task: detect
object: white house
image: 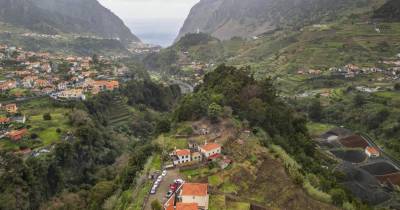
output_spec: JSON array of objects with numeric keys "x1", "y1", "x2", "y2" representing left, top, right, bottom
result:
[
  {"x1": 173, "y1": 149, "x2": 191, "y2": 165},
  {"x1": 199, "y1": 143, "x2": 221, "y2": 158},
  {"x1": 180, "y1": 183, "x2": 209, "y2": 210},
  {"x1": 365, "y1": 146, "x2": 380, "y2": 158}
]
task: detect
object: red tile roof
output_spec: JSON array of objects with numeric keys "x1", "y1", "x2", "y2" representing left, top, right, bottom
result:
[
  {"x1": 0, "y1": 117, "x2": 10, "y2": 123},
  {"x1": 200, "y1": 143, "x2": 221, "y2": 152},
  {"x1": 176, "y1": 149, "x2": 191, "y2": 156},
  {"x1": 176, "y1": 203, "x2": 198, "y2": 210},
  {"x1": 208, "y1": 153, "x2": 222, "y2": 160},
  {"x1": 366, "y1": 146, "x2": 379, "y2": 155},
  {"x1": 181, "y1": 183, "x2": 208, "y2": 196}
]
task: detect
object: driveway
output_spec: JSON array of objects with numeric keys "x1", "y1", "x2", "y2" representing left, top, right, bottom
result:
[{"x1": 144, "y1": 168, "x2": 183, "y2": 210}]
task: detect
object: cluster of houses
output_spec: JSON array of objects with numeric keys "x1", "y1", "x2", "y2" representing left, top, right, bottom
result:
[
  {"x1": 0, "y1": 103, "x2": 28, "y2": 141},
  {"x1": 165, "y1": 182, "x2": 209, "y2": 210},
  {"x1": 297, "y1": 58, "x2": 400, "y2": 81},
  {"x1": 170, "y1": 141, "x2": 231, "y2": 170},
  {"x1": 0, "y1": 44, "x2": 125, "y2": 100}
]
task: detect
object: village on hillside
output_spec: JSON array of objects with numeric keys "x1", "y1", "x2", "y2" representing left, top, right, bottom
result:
[{"x1": 0, "y1": 43, "x2": 137, "y2": 155}]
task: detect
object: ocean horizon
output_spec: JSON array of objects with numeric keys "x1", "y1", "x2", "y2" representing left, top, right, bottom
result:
[{"x1": 126, "y1": 18, "x2": 183, "y2": 47}]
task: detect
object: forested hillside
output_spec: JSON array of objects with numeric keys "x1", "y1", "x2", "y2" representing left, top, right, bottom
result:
[{"x1": 0, "y1": 70, "x2": 180, "y2": 209}]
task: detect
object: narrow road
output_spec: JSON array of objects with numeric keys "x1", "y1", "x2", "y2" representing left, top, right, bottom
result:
[{"x1": 360, "y1": 133, "x2": 400, "y2": 169}]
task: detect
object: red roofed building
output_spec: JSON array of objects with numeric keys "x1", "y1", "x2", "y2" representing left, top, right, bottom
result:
[
  {"x1": 0, "y1": 80, "x2": 16, "y2": 91},
  {"x1": 165, "y1": 194, "x2": 176, "y2": 210},
  {"x1": 5, "y1": 103, "x2": 18, "y2": 113},
  {"x1": 0, "y1": 117, "x2": 10, "y2": 124},
  {"x1": 180, "y1": 183, "x2": 209, "y2": 210},
  {"x1": 173, "y1": 149, "x2": 191, "y2": 165},
  {"x1": 365, "y1": 146, "x2": 380, "y2": 158},
  {"x1": 199, "y1": 143, "x2": 221, "y2": 158},
  {"x1": 8, "y1": 128, "x2": 28, "y2": 141},
  {"x1": 176, "y1": 203, "x2": 199, "y2": 210}
]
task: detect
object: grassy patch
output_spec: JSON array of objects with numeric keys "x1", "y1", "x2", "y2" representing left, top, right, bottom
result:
[
  {"x1": 208, "y1": 174, "x2": 223, "y2": 187},
  {"x1": 226, "y1": 201, "x2": 250, "y2": 210},
  {"x1": 155, "y1": 134, "x2": 188, "y2": 151},
  {"x1": 221, "y1": 181, "x2": 239, "y2": 194},
  {"x1": 307, "y1": 122, "x2": 335, "y2": 136},
  {"x1": 0, "y1": 139, "x2": 19, "y2": 151},
  {"x1": 209, "y1": 195, "x2": 226, "y2": 210},
  {"x1": 181, "y1": 167, "x2": 210, "y2": 181},
  {"x1": 28, "y1": 109, "x2": 71, "y2": 145},
  {"x1": 150, "y1": 154, "x2": 162, "y2": 170},
  {"x1": 129, "y1": 182, "x2": 152, "y2": 210}
]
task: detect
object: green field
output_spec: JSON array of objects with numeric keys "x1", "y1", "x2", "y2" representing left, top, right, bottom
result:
[{"x1": 21, "y1": 98, "x2": 72, "y2": 146}]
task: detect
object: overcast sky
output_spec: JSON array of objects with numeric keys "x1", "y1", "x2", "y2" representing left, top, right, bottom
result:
[{"x1": 98, "y1": 0, "x2": 200, "y2": 46}]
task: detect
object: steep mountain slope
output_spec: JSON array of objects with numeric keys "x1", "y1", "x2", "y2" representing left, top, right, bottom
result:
[
  {"x1": 177, "y1": 0, "x2": 380, "y2": 41},
  {"x1": 0, "y1": 0, "x2": 139, "y2": 44},
  {"x1": 374, "y1": 0, "x2": 400, "y2": 21}
]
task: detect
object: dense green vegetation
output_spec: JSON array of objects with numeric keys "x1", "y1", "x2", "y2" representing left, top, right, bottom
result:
[
  {"x1": 172, "y1": 65, "x2": 368, "y2": 208},
  {"x1": 299, "y1": 88, "x2": 400, "y2": 160},
  {"x1": 0, "y1": 70, "x2": 180, "y2": 209}
]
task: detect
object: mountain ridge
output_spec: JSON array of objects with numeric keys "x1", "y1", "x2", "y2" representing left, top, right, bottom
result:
[
  {"x1": 177, "y1": 0, "x2": 380, "y2": 41},
  {"x1": 0, "y1": 0, "x2": 140, "y2": 44}
]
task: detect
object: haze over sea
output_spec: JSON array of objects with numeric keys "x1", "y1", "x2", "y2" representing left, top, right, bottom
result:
[
  {"x1": 125, "y1": 18, "x2": 184, "y2": 47},
  {"x1": 98, "y1": 0, "x2": 200, "y2": 47}
]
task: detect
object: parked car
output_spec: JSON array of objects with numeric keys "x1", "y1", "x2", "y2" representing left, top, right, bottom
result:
[
  {"x1": 166, "y1": 190, "x2": 173, "y2": 198},
  {"x1": 175, "y1": 179, "x2": 184, "y2": 184},
  {"x1": 169, "y1": 184, "x2": 177, "y2": 192},
  {"x1": 150, "y1": 188, "x2": 156, "y2": 194},
  {"x1": 162, "y1": 170, "x2": 167, "y2": 177}
]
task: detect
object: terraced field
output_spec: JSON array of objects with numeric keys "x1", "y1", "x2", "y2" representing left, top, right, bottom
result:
[
  {"x1": 330, "y1": 149, "x2": 367, "y2": 163},
  {"x1": 107, "y1": 99, "x2": 133, "y2": 126}
]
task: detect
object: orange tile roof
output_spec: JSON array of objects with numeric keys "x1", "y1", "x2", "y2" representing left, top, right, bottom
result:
[
  {"x1": 176, "y1": 203, "x2": 198, "y2": 210},
  {"x1": 366, "y1": 146, "x2": 379, "y2": 155},
  {"x1": 165, "y1": 194, "x2": 175, "y2": 210},
  {"x1": 200, "y1": 143, "x2": 221, "y2": 152},
  {"x1": 181, "y1": 183, "x2": 208, "y2": 196},
  {"x1": 176, "y1": 149, "x2": 191, "y2": 156},
  {"x1": 0, "y1": 117, "x2": 10, "y2": 123},
  {"x1": 5, "y1": 103, "x2": 17, "y2": 108}
]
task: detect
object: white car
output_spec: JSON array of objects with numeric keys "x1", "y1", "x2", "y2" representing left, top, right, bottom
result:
[
  {"x1": 162, "y1": 170, "x2": 167, "y2": 177},
  {"x1": 175, "y1": 179, "x2": 184, "y2": 184}
]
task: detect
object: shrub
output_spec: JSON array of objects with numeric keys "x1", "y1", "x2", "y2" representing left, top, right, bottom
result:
[
  {"x1": 303, "y1": 179, "x2": 332, "y2": 203},
  {"x1": 30, "y1": 133, "x2": 38, "y2": 139},
  {"x1": 329, "y1": 188, "x2": 347, "y2": 206},
  {"x1": 43, "y1": 113, "x2": 52, "y2": 121},
  {"x1": 151, "y1": 200, "x2": 162, "y2": 210}
]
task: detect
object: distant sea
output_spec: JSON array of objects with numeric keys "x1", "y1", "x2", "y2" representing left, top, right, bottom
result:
[{"x1": 126, "y1": 18, "x2": 183, "y2": 47}]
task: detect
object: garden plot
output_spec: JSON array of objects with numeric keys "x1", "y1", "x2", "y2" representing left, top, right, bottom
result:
[
  {"x1": 360, "y1": 161, "x2": 399, "y2": 176},
  {"x1": 336, "y1": 162, "x2": 391, "y2": 205},
  {"x1": 339, "y1": 135, "x2": 369, "y2": 149},
  {"x1": 376, "y1": 173, "x2": 400, "y2": 186},
  {"x1": 330, "y1": 149, "x2": 367, "y2": 163}
]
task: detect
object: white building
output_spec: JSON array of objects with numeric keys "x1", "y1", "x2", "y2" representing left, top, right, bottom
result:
[
  {"x1": 173, "y1": 149, "x2": 191, "y2": 165},
  {"x1": 199, "y1": 143, "x2": 221, "y2": 158},
  {"x1": 365, "y1": 146, "x2": 380, "y2": 158},
  {"x1": 180, "y1": 183, "x2": 209, "y2": 210}
]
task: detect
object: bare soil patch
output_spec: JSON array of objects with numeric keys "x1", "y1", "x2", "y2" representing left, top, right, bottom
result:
[
  {"x1": 376, "y1": 172, "x2": 400, "y2": 186},
  {"x1": 339, "y1": 135, "x2": 369, "y2": 149}
]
